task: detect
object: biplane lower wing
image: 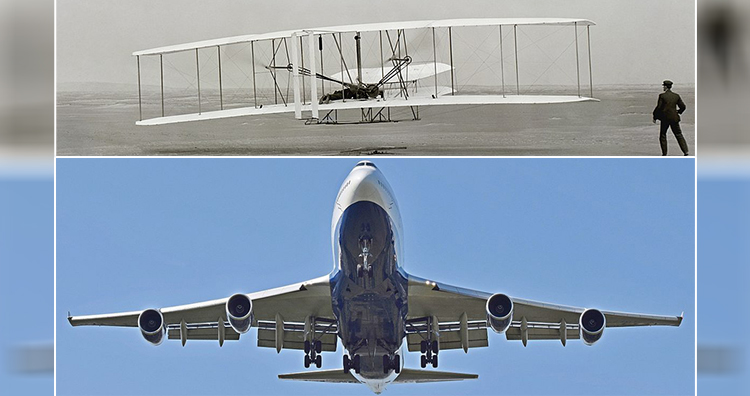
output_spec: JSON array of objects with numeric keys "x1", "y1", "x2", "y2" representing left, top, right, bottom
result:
[{"x1": 136, "y1": 95, "x2": 599, "y2": 126}]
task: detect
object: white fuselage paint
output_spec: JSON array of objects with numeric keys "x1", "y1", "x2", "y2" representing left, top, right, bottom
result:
[{"x1": 331, "y1": 161, "x2": 404, "y2": 393}]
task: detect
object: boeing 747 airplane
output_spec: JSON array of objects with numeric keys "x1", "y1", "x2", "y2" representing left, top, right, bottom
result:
[{"x1": 68, "y1": 161, "x2": 683, "y2": 394}]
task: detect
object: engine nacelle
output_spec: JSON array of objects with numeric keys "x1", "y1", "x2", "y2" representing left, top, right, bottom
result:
[
  {"x1": 579, "y1": 308, "x2": 606, "y2": 346},
  {"x1": 226, "y1": 293, "x2": 253, "y2": 334},
  {"x1": 138, "y1": 308, "x2": 165, "y2": 346},
  {"x1": 486, "y1": 293, "x2": 514, "y2": 333}
]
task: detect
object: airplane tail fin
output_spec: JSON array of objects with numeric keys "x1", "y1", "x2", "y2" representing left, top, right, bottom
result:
[{"x1": 278, "y1": 368, "x2": 477, "y2": 384}]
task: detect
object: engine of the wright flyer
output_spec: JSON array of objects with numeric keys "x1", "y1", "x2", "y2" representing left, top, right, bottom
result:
[{"x1": 319, "y1": 84, "x2": 382, "y2": 104}]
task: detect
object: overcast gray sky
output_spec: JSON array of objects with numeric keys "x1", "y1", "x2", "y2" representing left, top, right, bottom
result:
[{"x1": 57, "y1": 0, "x2": 694, "y2": 87}]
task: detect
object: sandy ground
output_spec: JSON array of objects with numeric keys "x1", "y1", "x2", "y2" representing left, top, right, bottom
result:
[{"x1": 56, "y1": 86, "x2": 695, "y2": 156}]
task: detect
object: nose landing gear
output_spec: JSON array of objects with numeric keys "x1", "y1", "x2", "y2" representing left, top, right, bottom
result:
[
  {"x1": 357, "y1": 236, "x2": 374, "y2": 277},
  {"x1": 356, "y1": 264, "x2": 374, "y2": 278}
]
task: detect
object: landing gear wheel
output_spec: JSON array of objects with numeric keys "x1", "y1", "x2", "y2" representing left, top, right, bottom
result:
[
  {"x1": 431, "y1": 340, "x2": 439, "y2": 354},
  {"x1": 315, "y1": 340, "x2": 322, "y2": 354},
  {"x1": 343, "y1": 355, "x2": 351, "y2": 373},
  {"x1": 315, "y1": 354, "x2": 322, "y2": 368},
  {"x1": 383, "y1": 355, "x2": 390, "y2": 373},
  {"x1": 394, "y1": 354, "x2": 401, "y2": 374},
  {"x1": 353, "y1": 354, "x2": 361, "y2": 374},
  {"x1": 304, "y1": 354, "x2": 311, "y2": 368},
  {"x1": 367, "y1": 266, "x2": 373, "y2": 277},
  {"x1": 420, "y1": 340, "x2": 427, "y2": 354},
  {"x1": 420, "y1": 355, "x2": 427, "y2": 368},
  {"x1": 304, "y1": 340, "x2": 311, "y2": 354},
  {"x1": 357, "y1": 265, "x2": 363, "y2": 277},
  {"x1": 432, "y1": 354, "x2": 438, "y2": 368}
]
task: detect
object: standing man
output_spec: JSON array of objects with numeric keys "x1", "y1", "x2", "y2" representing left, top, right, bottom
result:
[{"x1": 653, "y1": 80, "x2": 689, "y2": 156}]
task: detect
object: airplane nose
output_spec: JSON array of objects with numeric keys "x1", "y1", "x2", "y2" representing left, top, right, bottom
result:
[
  {"x1": 348, "y1": 169, "x2": 381, "y2": 203},
  {"x1": 337, "y1": 164, "x2": 396, "y2": 221}
]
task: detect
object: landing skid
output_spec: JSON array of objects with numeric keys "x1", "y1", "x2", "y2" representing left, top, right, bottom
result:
[{"x1": 305, "y1": 106, "x2": 420, "y2": 125}]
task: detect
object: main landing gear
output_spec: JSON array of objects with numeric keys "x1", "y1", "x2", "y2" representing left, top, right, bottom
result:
[
  {"x1": 304, "y1": 340, "x2": 322, "y2": 368},
  {"x1": 343, "y1": 354, "x2": 361, "y2": 374},
  {"x1": 382, "y1": 354, "x2": 401, "y2": 374},
  {"x1": 419, "y1": 340, "x2": 439, "y2": 368}
]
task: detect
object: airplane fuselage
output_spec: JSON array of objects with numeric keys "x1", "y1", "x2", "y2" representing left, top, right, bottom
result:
[{"x1": 330, "y1": 161, "x2": 406, "y2": 392}]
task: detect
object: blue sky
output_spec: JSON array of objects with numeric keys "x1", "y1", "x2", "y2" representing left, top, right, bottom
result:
[
  {"x1": 56, "y1": 158, "x2": 694, "y2": 395},
  {"x1": 697, "y1": 177, "x2": 750, "y2": 395},
  {"x1": 0, "y1": 177, "x2": 54, "y2": 395}
]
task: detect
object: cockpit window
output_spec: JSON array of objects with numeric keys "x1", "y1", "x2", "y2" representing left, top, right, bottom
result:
[{"x1": 356, "y1": 161, "x2": 377, "y2": 169}]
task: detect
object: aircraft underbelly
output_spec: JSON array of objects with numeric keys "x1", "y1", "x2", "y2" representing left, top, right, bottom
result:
[{"x1": 331, "y1": 200, "x2": 408, "y2": 378}]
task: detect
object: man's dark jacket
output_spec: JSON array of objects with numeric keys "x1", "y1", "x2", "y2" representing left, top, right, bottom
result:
[{"x1": 653, "y1": 90, "x2": 686, "y2": 122}]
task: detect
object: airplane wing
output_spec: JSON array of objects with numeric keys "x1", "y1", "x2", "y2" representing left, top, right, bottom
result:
[
  {"x1": 68, "y1": 275, "x2": 336, "y2": 349},
  {"x1": 137, "y1": 95, "x2": 597, "y2": 126},
  {"x1": 132, "y1": 19, "x2": 595, "y2": 57},
  {"x1": 405, "y1": 274, "x2": 682, "y2": 350},
  {"x1": 132, "y1": 18, "x2": 597, "y2": 126}
]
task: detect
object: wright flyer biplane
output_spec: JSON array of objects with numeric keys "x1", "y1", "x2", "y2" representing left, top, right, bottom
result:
[{"x1": 132, "y1": 18, "x2": 598, "y2": 126}]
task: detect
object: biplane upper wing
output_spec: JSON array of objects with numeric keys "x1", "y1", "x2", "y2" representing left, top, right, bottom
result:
[
  {"x1": 133, "y1": 18, "x2": 595, "y2": 56},
  {"x1": 133, "y1": 18, "x2": 597, "y2": 126}
]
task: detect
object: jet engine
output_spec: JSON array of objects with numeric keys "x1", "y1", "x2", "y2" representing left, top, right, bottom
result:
[
  {"x1": 579, "y1": 308, "x2": 606, "y2": 346},
  {"x1": 138, "y1": 309, "x2": 165, "y2": 346},
  {"x1": 226, "y1": 293, "x2": 253, "y2": 334},
  {"x1": 486, "y1": 293, "x2": 514, "y2": 333}
]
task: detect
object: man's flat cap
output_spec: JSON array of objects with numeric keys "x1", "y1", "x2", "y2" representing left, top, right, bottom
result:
[{"x1": 662, "y1": 80, "x2": 673, "y2": 87}]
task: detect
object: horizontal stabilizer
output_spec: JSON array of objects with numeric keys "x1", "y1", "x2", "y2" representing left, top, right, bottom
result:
[
  {"x1": 393, "y1": 368, "x2": 478, "y2": 383},
  {"x1": 278, "y1": 369, "x2": 358, "y2": 383},
  {"x1": 278, "y1": 369, "x2": 478, "y2": 384}
]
